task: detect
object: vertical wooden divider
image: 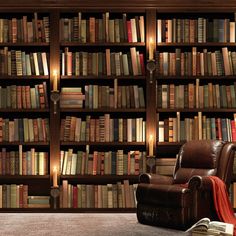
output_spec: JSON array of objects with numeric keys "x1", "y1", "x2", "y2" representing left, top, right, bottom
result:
[
  {"x1": 146, "y1": 9, "x2": 157, "y2": 165},
  {"x1": 50, "y1": 10, "x2": 60, "y2": 187}
]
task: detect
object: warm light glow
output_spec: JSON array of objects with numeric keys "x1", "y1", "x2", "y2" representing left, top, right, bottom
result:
[
  {"x1": 53, "y1": 70, "x2": 58, "y2": 91},
  {"x1": 149, "y1": 135, "x2": 154, "y2": 156},
  {"x1": 149, "y1": 37, "x2": 154, "y2": 60},
  {"x1": 53, "y1": 167, "x2": 58, "y2": 187}
]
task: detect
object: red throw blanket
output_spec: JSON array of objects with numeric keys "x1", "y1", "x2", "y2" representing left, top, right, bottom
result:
[{"x1": 209, "y1": 176, "x2": 236, "y2": 235}]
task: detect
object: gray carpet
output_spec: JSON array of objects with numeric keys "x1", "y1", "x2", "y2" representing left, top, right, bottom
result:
[{"x1": 0, "y1": 213, "x2": 189, "y2": 236}]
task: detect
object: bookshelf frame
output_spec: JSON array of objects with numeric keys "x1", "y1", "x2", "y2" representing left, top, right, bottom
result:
[{"x1": 0, "y1": 0, "x2": 235, "y2": 212}]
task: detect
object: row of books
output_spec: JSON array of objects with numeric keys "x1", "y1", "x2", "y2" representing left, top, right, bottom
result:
[
  {"x1": 84, "y1": 85, "x2": 145, "y2": 109},
  {"x1": 155, "y1": 47, "x2": 236, "y2": 76},
  {"x1": 0, "y1": 13, "x2": 49, "y2": 43},
  {"x1": 27, "y1": 196, "x2": 50, "y2": 208},
  {"x1": 60, "y1": 115, "x2": 146, "y2": 142},
  {"x1": 0, "y1": 48, "x2": 49, "y2": 76},
  {"x1": 0, "y1": 184, "x2": 28, "y2": 208},
  {"x1": 156, "y1": 158, "x2": 176, "y2": 176},
  {"x1": 158, "y1": 112, "x2": 236, "y2": 142},
  {"x1": 60, "y1": 12, "x2": 145, "y2": 43},
  {"x1": 157, "y1": 82, "x2": 236, "y2": 109},
  {"x1": 61, "y1": 47, "x2": 145, "y2": 76},
  {"x1": 0, "y1": 117, "x2": 49, "y2": 142},
  {"x1": 60, "y1": 87, "x2": 84, "y2": 108},
  {"x1": 0, "y1": 83, "x2": 49, "y2": 109},
  {"x1": 60, "y1": 180, "x2": 137, "y2": 208},
  {"x1": 157, "y1": 17, "x2": 236, "y2": 43},
  {"x1": 0, "y1": 147, "x2": 48, "y2": 175},
  {"x1": 60, "y1": 149, "x2": 146, "y2": 176}
]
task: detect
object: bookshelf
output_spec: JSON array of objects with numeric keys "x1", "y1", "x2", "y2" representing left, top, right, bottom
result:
[{"x1": 0, "y1": 0, "x2": 235, "y2": 212}]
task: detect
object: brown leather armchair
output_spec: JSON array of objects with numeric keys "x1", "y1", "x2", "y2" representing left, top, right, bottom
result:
[{"x1": 136, "y1": 140, "x2": 236, "y2": 230}]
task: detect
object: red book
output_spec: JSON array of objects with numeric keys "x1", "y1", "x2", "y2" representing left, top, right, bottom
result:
[
  {"x1": 22, "y1": 152, "x2": 27, "y2": 175},
  {"x1": 23, "y1": 185, "x2": 28, "y2": 208},
  {"x1": 25, "y1": 86, "x2": 31, "y2": 109},
  {"x1": 17, "y1": 86, "x2": 22, "y2": 109},
  {"x1": 41, "y1": 119, "x2": 47, "y2": 142},
  {"x1": 38, "y1": 84, "x2": 46, "y2": 109},
  {"x1": 231, "y1": 120, "x2": 236, "y2": 141},
  {"x1": 127, "y1": 152, "x2": 131, "y2": 175},
  {"x1": 127, "y1": 21, "x2": 132, "y2": 43},
  {"x1": 73, "y1": 186, "x2": 78, "y2": 208},
  {"x1": 33, "y1": 119, "x2": 39, "y2": 142},
  {"x1": 139, "y1": 53, "x2": 145, "y2": 75}
]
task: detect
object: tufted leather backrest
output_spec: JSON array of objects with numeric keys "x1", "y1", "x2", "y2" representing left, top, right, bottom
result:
[{"x1": 173, "y1": 140, "x2": 229, "y2": 185}]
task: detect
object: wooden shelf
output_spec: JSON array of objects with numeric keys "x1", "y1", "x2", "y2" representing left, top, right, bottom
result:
[
  {"x1": 60, "y1": 42, "x2": 145, "y2": 47},
  {"x1": 0, "y1": 175, "x2": 50, "y2": 180},
  {"x1": 0, "y1": 108, "x2": 49, "y2": 113},
  {"x1": 61, "y1": 141, "x2": 145, "y2": 146},
  {"x1": 157, "y1": 42, "x2": 236, "y2": 47},
  {"x1": 60, "y1": 108, "x2": 146, "y2": 113},
  {"x1": 156, "y1": 142, "x2": 184, "y2": 154},
  {"x1": 157, "y1": 108, "x2": 236, "y2": 113},
  {"x1": 0, "y1": 75, "x2": 49, "y2": 80},
  {"x1": 157, "y1": 142, "x2": 185, "y2": 146},
  {"x1": 0, "y1": 142, "x2": 49, "y2": 146},
  {"x1": 0, "y1": 208, "x2": 136, "y2": 213},
  {"x1": 0, "y1": 42, "x2": 50, "y2": 47},
  {"x1": 156, "y1": 75, "x2": 236, "y2": 80},
  {"x1": 61, "y1": 75, "x2": 146, "y2": 80},
  {"x1": 60, "y1": 175, "x2": 139, "y2": 184}
]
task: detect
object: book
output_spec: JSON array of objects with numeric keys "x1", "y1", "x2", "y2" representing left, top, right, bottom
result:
[{"x1": 185, "y1": 217, "x2": 234, "y2": 236}]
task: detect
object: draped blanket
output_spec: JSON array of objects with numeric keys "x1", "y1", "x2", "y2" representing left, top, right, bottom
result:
[{"x1": 209, "y1": 176, "x2": 236, "y2": 236}]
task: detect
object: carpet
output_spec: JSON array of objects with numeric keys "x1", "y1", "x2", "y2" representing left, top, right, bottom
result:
[{"x1": 0, "y1": 213, "x2": 188, "y2": 236}]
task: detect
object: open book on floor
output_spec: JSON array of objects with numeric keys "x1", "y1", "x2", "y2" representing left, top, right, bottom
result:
[{"x1": 185, "y1": 218, "x2": 234, "y2": 236}]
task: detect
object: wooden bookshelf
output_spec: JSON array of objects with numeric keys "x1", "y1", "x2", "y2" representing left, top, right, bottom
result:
[{"x1": 0, "y1": 0, "x2": 235, "y2": 212}]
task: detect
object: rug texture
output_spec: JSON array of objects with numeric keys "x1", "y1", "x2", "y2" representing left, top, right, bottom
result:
[{"x1": 0, "y1": 213, "x2": 188, "y2": 236}]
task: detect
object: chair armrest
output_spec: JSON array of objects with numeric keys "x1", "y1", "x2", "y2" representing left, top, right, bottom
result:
[
  {"x1": 139, "y1": 173, "x2": 174, "y2": 184},
  {"x1": 188, "y1": 175, "x2": 213, "y2": 191}
]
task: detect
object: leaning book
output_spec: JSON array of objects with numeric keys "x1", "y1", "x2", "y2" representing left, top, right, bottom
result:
[{"x1": 185, "y1": 218, "x2": 234, "y2": 236}]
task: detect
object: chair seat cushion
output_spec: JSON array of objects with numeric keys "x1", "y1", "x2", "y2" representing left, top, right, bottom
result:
[{"x1": 136, "y1": 183, "x2": 191, "y2": 208}]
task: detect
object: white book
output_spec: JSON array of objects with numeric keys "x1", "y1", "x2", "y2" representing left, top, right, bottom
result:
[
  {"x1": 25, "y1": 54, "x2": 32, "y2": 75},
  {"x1": 62, "y1": 151, "x2": 68, "y2": 175},
  {"x1": 139, "y1": 16, "x2": 145, "y2": 43},
  {"x1": 230, "y1": 22, "x2": 235, "y2": 43},
  {"x1": 39, "y1": 152, "x2": 45, "y2": 175},
  {"x1": 41, "y1": 52, "x2": 49, "y2": 75},
  {"x1": 61, "y1": 53, "x2": 65, "y2": 76},
  {"x1": 71, "y1": 153, "x2": 77, "y2": 175},
  {"x1": 33, "y1": 52, "x2": 40, "y2": 75},
  {"x1": 142, "y1": 121, "x2": 146, "y2": 142},
  {"x1": 157, "y1": 19, "x2": 162, "y2": 43},
  {"x1": 130, "y1": 18, "x2": 137, "y2": 42},
  {"x1": 159, "y1": 121, "x2": 164, "y2": 142},
  {"x1": 127, "y1": 118, "x2": 132, "y2": 142}
]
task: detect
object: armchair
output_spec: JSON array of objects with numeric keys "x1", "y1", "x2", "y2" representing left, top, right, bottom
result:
[{"x1": 136, "y1": 140, "x2": 236, "y2": 230}]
